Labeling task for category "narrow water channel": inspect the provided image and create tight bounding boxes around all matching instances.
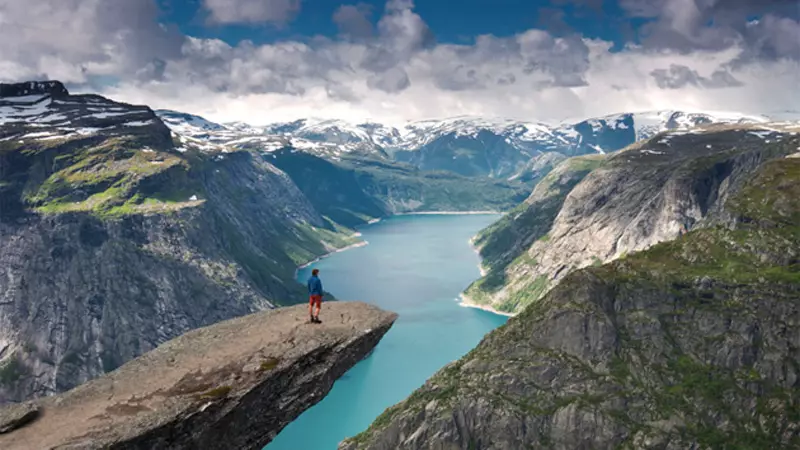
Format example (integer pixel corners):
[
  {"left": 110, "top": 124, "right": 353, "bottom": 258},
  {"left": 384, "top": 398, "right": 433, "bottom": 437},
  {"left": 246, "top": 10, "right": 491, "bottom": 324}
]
[{"left": 266, "top": 214, "right": 508, "bottom": 450}]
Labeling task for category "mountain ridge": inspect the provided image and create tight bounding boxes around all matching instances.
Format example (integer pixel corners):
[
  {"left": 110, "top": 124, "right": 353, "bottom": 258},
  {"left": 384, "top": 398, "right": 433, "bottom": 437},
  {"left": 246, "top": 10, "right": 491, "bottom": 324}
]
[{"left": 154, "top": 108, "right": 776, "bottom": 180}]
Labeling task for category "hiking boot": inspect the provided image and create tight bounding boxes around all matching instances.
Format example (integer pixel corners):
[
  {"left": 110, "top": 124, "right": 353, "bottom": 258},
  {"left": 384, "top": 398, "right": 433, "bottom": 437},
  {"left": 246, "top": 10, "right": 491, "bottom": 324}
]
[{"left": 313, "top": 316, "right": 322, "bottom": 324}]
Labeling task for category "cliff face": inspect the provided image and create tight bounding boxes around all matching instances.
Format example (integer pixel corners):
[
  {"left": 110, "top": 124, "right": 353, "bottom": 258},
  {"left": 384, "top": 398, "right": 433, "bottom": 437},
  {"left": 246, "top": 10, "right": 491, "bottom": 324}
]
[
  {"left": 466, "top": 123, "right": 800, "bottom": 313},
  {"left": 0, "top": 83, "right": 360, "bottom": 402},
  {"left": 464, "top": 154, "right": 606, "bottom": 311},
  {"left": 0, "top": 302, "right": 398, "bottom": 450},
  {"left": 341, "top": 153, "right": 800, "bottom": 449}
]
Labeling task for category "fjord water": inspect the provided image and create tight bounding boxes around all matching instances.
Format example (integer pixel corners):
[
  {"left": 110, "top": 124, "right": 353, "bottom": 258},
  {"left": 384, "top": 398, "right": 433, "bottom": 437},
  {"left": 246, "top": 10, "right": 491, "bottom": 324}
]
[{"left": 266, "top": 214, "right": 508, "bottom": 450}]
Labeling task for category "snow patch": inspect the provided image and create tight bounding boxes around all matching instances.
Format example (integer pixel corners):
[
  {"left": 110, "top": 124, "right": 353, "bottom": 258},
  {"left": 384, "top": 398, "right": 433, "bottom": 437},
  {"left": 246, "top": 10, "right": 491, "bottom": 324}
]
[
  {"left": 123, "top": 120, "right": 155, "bottom": 127},
  {"left": 748, "top": 130, "right": 773, "bottom": 139}
]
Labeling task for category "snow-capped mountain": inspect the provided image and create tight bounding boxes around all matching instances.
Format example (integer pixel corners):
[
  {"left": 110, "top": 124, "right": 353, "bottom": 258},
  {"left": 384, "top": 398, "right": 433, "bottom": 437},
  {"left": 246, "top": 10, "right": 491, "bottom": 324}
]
[
  {"left": 0, "top": 81, "right": 170, "bottom": 142},
  {"left": 152, "top": 108, "right": 782, "bottom": 180}
]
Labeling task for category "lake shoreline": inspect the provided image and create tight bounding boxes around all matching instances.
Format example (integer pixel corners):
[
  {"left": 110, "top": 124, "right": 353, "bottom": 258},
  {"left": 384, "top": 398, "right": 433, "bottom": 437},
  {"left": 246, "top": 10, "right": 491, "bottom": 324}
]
[
  {"left": 460, "top": 233, "right": 514, "bottom": 317},
  {"left": 297, "top": 211, "right": 502, "bottom": 276},
  {"left": 396, "top": 210, "right": 501, "bottom": 216},
  {"left": 296, "top": 212, "right": 511, "bottom": 320},
  {"left": 458, "top": 293, "right": 514, "bottom": 317},
  {"left": 468, "top": 236, "right": 488, "bottom": 276},
  {"left": 296, "top": 241, "right": 370, "bottom": 277}
]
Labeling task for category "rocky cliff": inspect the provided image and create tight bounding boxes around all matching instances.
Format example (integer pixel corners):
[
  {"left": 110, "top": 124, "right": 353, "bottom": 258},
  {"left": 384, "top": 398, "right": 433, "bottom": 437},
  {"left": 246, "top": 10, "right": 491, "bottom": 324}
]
[
  {"left": 0, "top": 302, "right": 397, "bottom": 450},
  {"left": 465, "top": 122, "right": 800, "bottom": 314},
  {"left": 464, "top": 154, "right": 606, "bottom": 312},
  {"left": 0, "top": 82, "right": 360, "bottom": 402},
  {"left": 341, "top": 141, "right": 800, "bottom": 449}
]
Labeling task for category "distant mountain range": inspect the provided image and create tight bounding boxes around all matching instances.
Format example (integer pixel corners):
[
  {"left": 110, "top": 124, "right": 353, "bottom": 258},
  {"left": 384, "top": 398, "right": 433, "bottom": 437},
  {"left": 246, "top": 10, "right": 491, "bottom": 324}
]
[{"left": 155, "top": 109, "right": 783, "bottom": 180}]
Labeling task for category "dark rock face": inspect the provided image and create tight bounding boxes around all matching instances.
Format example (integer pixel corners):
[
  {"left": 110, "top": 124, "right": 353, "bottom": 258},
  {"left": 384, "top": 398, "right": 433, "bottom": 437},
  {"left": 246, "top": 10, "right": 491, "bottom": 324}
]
[
  {"left": 573, "top": 114, "right": 636, "bottom": 155},
  {"left": 0, "top": 81, "right": 69, "bottom": 98},
  {"left": 341, "top": 152, "right": 800, "bottom": 450},
  {"left": 0, "top": 302, "right": 398, "bottom": 450}
]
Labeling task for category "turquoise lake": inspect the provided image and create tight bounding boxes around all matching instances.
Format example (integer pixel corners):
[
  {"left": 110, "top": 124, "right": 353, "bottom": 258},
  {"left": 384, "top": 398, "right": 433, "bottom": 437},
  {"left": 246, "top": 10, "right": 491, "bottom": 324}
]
[{"left": 266, "top": 214, "right": 508, "bottom": 450}]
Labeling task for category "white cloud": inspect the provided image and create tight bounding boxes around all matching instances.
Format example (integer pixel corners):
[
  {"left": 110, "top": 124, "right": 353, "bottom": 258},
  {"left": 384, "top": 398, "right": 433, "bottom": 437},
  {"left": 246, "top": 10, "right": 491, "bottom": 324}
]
[
  {"left": 333, "top": 3, "right": 374, "bottom": 39},
  {"left": 1, "top": 0, "right": 798, "bottom": 126},
  {"left": 203, "top": 0, "right": 301, "bottom": 25},
  {"left": 104, "top": 42, "right": 800, "bottom": 126}
]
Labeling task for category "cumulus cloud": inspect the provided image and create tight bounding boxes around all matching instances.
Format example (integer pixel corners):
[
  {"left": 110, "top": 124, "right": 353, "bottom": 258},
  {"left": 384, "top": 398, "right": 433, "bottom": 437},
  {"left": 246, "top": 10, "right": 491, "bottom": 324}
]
[
  {"left": 333, "top": 3, "right": 374, "bottom": 39},
  {"left": 0, "top": 0, "right": 798, "bottom": 126},
  {"left": 650, "top": 64, "right": 743, "bottom": 89},
  {"left": 0, "top": 0, "right": 183, "bottom": 85},
  {"left": 618, "top": 0, "right": 800, "bottom": 60},
  {"left": 203, "top": 0, "right": 301, "bottom": 25}
]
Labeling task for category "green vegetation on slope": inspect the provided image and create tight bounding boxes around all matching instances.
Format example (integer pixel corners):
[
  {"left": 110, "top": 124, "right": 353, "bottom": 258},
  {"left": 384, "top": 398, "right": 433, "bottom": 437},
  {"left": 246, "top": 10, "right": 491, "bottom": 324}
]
[
  {"left": 1, "top": 130, "right": 202, "bottom": 219},
  {"left": 463, "top": 155, "right": 606, "bottom": 312}
]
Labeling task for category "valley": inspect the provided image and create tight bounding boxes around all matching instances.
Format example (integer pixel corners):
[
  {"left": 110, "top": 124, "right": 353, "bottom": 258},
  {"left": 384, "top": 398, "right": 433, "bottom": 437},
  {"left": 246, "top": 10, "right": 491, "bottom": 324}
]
[{"left": 1, "top": 79, "right": 798, "bottom": 450}]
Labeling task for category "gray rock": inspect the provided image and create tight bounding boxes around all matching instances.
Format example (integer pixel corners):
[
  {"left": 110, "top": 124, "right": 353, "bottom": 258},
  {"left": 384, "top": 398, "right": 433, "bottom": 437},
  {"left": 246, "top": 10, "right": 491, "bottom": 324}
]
[
  {"left": 469, "top": 123, "right": 800, "bottom": 313},
  {"left": 0, "top": 83, "right": 360, "bottom": 403},
  {"left": 0, "top": 302, "right": 397, "bottom": 450},
  {"left": 0, "top": 402, "right": 39, "bottom": 434}
]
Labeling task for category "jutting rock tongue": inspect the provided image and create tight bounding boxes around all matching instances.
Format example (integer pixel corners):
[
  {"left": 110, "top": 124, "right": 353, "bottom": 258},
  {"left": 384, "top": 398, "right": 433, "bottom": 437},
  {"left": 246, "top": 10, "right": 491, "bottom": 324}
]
[
  {"left": 0, "top": 302, "right": 398, "bottom": 450},
  {"left": 0, "top": 81, "right": 69, "bottom": 98}
]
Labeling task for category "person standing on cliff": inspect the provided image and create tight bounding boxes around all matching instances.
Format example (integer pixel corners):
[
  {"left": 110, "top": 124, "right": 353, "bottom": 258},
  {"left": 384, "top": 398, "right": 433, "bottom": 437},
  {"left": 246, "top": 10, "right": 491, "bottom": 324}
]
[{"left": 307, "top": 269, "right": 324, "bottom": 324}]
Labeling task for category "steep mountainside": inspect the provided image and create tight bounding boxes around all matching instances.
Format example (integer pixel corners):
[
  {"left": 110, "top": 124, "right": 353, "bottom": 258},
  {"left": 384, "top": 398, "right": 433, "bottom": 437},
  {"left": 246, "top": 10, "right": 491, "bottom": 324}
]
[
  {"left": 465, "top": 154, "right": 607, "bottom": 310},
  {"left": 0, "top": 82, "right": 359, "bottom": 403},
  {"left": 157, "top": 110, "right": 770, "bottom": 181},
  {"left": 465, "top": 122, "right": 800, "bottom": 314},
  {"left": 0, "top": 302, "right": 396, "bottom": 450},
  {"left": 341, "top": 131, "right": 800, "bottom": 450}
]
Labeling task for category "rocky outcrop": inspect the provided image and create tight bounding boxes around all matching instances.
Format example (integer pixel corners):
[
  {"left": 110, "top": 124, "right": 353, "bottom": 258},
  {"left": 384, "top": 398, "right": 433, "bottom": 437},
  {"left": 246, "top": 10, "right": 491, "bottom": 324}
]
[
  {"left": 0, "top": 302, "right": 397, "bottom": 450},
  {"left": 0, "top": 83, "right": 361, "bottom": 402},
  {"left": 341, "top": 154, "right": 800, "bottom": 449},
  {"left": 466, "top": 123, "right": 800, "bottom": 314}
]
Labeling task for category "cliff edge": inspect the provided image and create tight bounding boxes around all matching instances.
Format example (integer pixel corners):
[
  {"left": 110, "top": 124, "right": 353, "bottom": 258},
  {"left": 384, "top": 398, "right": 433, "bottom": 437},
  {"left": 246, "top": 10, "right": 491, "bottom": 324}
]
[{"left": 0, "top": 301, "right": 397, "bottom": 450}]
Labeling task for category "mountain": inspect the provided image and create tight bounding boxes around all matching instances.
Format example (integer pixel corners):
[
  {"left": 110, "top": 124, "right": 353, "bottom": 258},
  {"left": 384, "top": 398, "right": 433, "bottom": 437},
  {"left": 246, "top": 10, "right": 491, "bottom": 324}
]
[
  {"left": 341, "top": 122, "right": 800, "bottom": 449},
  {"left": 155, "top": 110, "right": 771, "bottom": 181},
  {"left": 0, "top": 81, "right": 528, "bottom": 403},
  {"left": 465, "top": 121, "right": 800, "bottom": 314},
  {"left": 155, "top": 111, "right": 529, "bottom": 226},
  {"left": 0, "top": 82, "right": 363, "bottom": 403}
]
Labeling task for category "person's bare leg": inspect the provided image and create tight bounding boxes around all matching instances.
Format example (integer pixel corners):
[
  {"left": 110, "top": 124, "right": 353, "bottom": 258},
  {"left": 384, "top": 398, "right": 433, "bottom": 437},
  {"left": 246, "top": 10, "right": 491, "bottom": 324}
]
[
  {"left": 315, "top": 303, "right": 321, "bottom": 322},
  {"left": 309, "top": 302, "right": 314, "bottom": 322}
]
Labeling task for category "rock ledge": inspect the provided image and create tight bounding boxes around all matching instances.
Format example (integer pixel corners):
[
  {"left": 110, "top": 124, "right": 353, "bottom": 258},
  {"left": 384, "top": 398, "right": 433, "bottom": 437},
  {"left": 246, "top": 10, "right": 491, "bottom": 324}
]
[{"left": 0, "top": 301, "right": 397, "bottom": 450}]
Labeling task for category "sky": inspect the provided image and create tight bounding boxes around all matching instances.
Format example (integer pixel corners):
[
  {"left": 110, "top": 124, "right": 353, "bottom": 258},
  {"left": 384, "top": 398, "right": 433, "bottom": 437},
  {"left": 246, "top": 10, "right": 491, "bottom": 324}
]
[{"left": 0, "top": 0, "right": 798, "bottom": 125}]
